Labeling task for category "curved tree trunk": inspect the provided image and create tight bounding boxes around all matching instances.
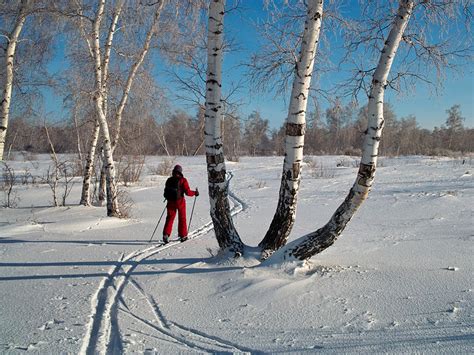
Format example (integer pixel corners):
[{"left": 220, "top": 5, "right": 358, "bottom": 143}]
[
  {"left": 259, "top": 0, "right": 324, "bottom": 258},
  {"left": 267, "top": 0, "right": 414, "bottom": 263},
  {"left": 0, "top": 0, "right": 28, "bottom": 161},
  {"left": 205, "top": 0, "right": 244, "bottom": 255}
]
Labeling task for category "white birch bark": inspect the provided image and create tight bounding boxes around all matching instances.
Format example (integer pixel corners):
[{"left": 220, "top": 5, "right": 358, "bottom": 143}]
[
  {"left": 80, "top": 117, "right": 100, "bottom": 205},
  {"left": 205, "top": 0, "right": 244, "bottom": 255},
  {"left": 80, "top": 0, "right": 123, "bottom": 209},
  {"left": 97, "top": 0, "right": 163, "bottom": 203},
  {"left": 91, "top": 0, "right": 120, "bottom": 217},
  {"left": 0, "top": 0, "right": 28, "bottom": 161},
  {"left": 259, "top": 0, "right": 324, "bottom": 257},
  {"left": 93, "top": 1, "right": 123, "bottom": 205},
  {"left": 267, "top": 0, "right": 414, "bottom": 264},
  {"left": 100, "top": 1, "right": 123, "bottom": 118}
]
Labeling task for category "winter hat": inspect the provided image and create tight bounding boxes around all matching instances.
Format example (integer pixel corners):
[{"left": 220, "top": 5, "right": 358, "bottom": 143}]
[{"left": 172, "top": 164, "right": 183, "bottom": 175}]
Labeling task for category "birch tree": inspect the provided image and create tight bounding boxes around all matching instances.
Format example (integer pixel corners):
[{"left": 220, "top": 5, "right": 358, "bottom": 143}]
[
  {"left": 90, "top": 0, "right": 122, "bottom": 216},
  {"left": 77, "top": 0, "right": 119, "bottom": 207},
  {"left": 0, "top": 0, "right": 29, "bottom": 161},
  {"left": 258, "top": 0, "right": 324, "bottom": 258},
  {"left": 204, "top": 0, "right": 244, "bottom": 255},
  {"left": 266, "top": 0, "right": 472, "bottom": 262},
  {"left": 75, "top": 0, "right": 164, "bottom": 214},
  {"left": 96, "top": 0, "right": 165, "bottom": 204},
  {"left": 266, "top": 0, "right": 415, "bottom": 262}
]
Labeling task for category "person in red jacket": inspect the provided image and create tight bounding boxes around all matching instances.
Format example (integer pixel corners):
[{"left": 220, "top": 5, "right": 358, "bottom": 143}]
[{"left": 162, "top": 165, "right": 199, "bottom": 243}]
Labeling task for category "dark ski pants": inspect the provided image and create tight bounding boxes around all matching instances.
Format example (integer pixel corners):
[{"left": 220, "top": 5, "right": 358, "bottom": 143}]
[{"left": 163, "top": 200, "right": 187, "bottom": 237}]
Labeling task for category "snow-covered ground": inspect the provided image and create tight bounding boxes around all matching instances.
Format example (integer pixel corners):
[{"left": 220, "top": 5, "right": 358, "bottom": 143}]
[{"left": 1, "top": 155, "right": 473, "bottom": 353}]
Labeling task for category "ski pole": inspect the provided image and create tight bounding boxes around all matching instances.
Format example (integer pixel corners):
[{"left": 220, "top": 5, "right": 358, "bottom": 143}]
[
  {"left": 188, "top": 194, "right": 198, "bottom": 233},
  {"left": 149, "top": 204, "right": 167, "bottom": 243}
]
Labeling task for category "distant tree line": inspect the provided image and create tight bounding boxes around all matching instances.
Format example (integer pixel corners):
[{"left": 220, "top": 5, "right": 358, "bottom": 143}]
[{"left": 5, "top": 103, "right": 472, "bottom": 159}]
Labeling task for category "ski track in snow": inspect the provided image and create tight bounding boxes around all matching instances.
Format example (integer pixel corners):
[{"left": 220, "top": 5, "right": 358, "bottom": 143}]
[{"left": 80, "top": 172, "right": 247, "bottom": 354}]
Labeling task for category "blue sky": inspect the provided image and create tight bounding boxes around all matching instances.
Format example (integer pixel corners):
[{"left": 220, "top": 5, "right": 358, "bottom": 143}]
[
  {"left": 220, "top": 1, "right": 473, "bottom": 129},
  {"left": 44, "top": 0, "right": 473, "bottom": 130}
]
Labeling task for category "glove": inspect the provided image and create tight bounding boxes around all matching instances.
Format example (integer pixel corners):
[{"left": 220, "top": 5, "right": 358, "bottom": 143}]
[{"left": 195, "top": 188, "right": 199, "bottom": 197}]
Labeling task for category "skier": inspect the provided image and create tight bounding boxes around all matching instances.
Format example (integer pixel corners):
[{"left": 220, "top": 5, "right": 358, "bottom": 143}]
[{"left": 162, "top": 164, "right": 199, "bottom": 243}]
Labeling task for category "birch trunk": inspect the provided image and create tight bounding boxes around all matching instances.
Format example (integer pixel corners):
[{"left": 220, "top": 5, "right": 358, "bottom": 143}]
[
  {"left": 80, "top": 0, "right": 123, "bottom": 211},
  {"left": 267, "top": 0, "right": 414, "bottom": 263},
  {"left": 205, "top": 0, "right": 244, "bottom": 255},
  {"left": 259, "top": 0, "right": 324, "bottom": 257},
  {"left": 0, "top": 0, "right": 28, "bottom": 161},
  {"left": 80, "top": 118, "right": 100, "bottom": 205},
  {"left": 95, "top": 0, "right": 163, "bottom": 204},
  {"left": 91, "top": 0, "right": 120, "bottom": 217}
]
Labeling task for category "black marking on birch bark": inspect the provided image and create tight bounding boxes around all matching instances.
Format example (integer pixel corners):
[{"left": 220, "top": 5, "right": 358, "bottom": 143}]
[
  {"left": 293, "top": 162, "right": 300, "bottom": 179},
  {"left": 259, "top": 172, "right": 299, "bottom": 254},
  {"left": 292, "top": 110, "right": 305, "bottom": 116},
  {"left": 286, "top": 122, "right": 306, "bottom": 136},
  {"left": 206, "top": 153, "right": 224, "bottom": 165},
  {"left": 208, "top": 169, "right": 226, "bottom": 183},
  {"left": 207, "top": 79, "right": 221, "bottom": 86},
  {"left": 296, "top": 93, "right": 307, "bottom": 100},
  {"left": 357, "top": 163, "right": 375, "bottom": 187},
  {"left": 206, "top": 142, "right": 223, "bottom": 150}
]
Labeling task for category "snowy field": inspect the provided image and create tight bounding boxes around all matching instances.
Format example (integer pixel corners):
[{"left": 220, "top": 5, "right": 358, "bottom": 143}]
[{"left": 1, "top": 154, "right": 473, "bottom": 353}]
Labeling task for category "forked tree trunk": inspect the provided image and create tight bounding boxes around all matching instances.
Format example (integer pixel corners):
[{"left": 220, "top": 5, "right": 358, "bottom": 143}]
[
  {"left": 81, "top": 0, "right": 123, "bottom": 213},
  {"left": 267, "top": 0, "right": 414, "bottom": 263},
  {"left": 95, "top": 103, "right": 120, "bottom": 217},
  {"left": 97, "top": 0, "right": 164, "bottom": 203},
  {"left": 91, "top": 0, "right": 121, "bottom": 217},
  {"left": 259, "top": 0, "right": 324, "bottom": 258},
  {"left": 205, "top": 0, "right": 244, "bottom": 255},
  {"left": 0, "top": 0, "right": 28, "bottom": 161},
  {"left": 97, "top": 2, "right": 123, "bottom": 206}
]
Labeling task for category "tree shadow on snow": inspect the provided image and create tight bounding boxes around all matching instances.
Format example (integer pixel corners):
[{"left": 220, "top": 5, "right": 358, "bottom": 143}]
[
  {"left": 0, "top": 238, "right": 152, "bottom": 245},
  {"left": 0, "top": 266, "right": 241, "bottom": 282}
]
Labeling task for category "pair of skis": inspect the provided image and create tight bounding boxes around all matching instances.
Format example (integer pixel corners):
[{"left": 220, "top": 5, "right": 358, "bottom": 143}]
[{"left": 162, "top": 236, "right": 187, "bottom": 245}]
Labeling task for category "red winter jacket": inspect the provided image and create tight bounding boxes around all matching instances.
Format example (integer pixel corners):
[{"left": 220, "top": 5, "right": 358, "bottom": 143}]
[{"left": 166, "top": 176, "right": 197, "bottom": 208}]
